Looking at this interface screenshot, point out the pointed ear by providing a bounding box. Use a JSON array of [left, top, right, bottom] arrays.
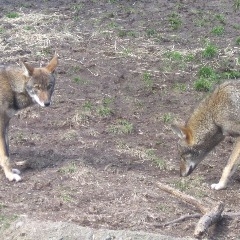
[[171, 124, 187, 139], [21, 61, 34, 77], [171, 124, 193, 144], [46, 54, 58, 73]]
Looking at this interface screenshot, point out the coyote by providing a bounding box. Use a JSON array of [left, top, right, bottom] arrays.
[[172, 80, 240, 190], [0, 55, 58, 182]]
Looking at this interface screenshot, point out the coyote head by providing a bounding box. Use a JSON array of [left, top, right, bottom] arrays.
[[172, 124, 205, 177], [22, 55, 58, 107]]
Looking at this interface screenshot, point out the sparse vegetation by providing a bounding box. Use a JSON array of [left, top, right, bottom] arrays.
[[168, 12, 182, 30], [194, 66, 218, 92], [58, 162, 77, 174], [163, 113, 173, 123], [173, 83, 187, 92], [73, 76, 88, 84], [202, 42, 218, 58], [236, 37, 240, 45], [142, 72, 153, 90], [234, 0, 240, 11], [146, 149, 167, 170], [211, 26, 224, 36], [0, 214, 17, 231], [6, 12, 19, 18]]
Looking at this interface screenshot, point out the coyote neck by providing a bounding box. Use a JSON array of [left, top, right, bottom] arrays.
[[13, 92, 34, 110], [186, 96, 223, 147], [5, 67, 34, 110]]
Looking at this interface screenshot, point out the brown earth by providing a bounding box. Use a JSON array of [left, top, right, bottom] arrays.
[[0, 1, 240, 239]]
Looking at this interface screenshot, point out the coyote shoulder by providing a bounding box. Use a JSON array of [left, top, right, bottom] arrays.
[[0, 55, 58, 182], [172, 80, 240, 190]]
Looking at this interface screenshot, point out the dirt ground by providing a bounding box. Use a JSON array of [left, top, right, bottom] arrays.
[[0, 0, 240, 239]]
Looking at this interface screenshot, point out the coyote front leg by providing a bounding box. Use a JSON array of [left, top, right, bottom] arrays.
[[211, 137, 240, 190], [0, 120, 21, 182]]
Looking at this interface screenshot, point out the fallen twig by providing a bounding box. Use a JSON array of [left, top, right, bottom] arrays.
[[156, 182, 226, 238], [156, 182, 209, 214]]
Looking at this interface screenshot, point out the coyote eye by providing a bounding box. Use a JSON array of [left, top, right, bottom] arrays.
[[34, 85, 40, 90], [47, 83, 53, 90]]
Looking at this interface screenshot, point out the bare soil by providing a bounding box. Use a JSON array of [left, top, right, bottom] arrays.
[[0, 1, 240, 239]]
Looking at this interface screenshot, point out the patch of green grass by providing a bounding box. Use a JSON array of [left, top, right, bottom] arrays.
[[73, 76, 88, 84], [118, 30, 128, 38], [173, 83, 187, 92], [146, 28, 157, 38], [198, 66, 216, 79], [164, 51, 183, 61], [211, 26, 224, 36], [194, 78, 213, 92], [60, 193, 73, 203], [6, 12, 19, 18], [220, 70, 240, 79], [236, 37, 240, 45], [83, 101, 93, 111], [163, 113, 173, 123], [20, 3, 32, 8], [0, 28, 4, 34], [194, 66, 224, 92], [23, 26, 33, 31], [142, 72, 153, 90], [107, 119, 133, 135], [234, 0, 240, 11], [233, 24, 240, 30], [108, 21, 119, 29], [41, 47, 52, 56], [58, 162, 77, 174], [146, 149, 167, 170], [0, 214, 17, 231], [168, 13, 182, 30], [97, 97, 114, 118], [157, 204, 173, 212], [173, 179, 190, 191], [202, 43, 218, 58], [97, 106, 112, 117], [214, 14, 226, 24], [184, 53, 195, 62], [103, 97, 114, 106], [122, 48, 132, 56], [72, 3, 83, 11], [195, 16, 209, 27]]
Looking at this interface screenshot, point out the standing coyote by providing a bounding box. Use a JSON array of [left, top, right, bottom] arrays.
[[172, 80, 240, 190], [0, 55, 58, 182]]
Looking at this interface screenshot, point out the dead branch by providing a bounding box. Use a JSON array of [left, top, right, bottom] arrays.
[[156, 182, 208, 214], [194, 202, 224, 238], [156, 182, 225, 237]]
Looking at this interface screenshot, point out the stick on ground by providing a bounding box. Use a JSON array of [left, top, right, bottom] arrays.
[[156, 182, 225, 237]]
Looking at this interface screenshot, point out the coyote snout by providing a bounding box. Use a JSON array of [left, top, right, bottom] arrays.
[[0, 54, 58, 182], [173, 80, 240, 190], [180, 159, 197, 177]]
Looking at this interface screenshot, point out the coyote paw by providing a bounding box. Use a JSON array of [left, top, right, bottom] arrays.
[[6, 169, 22, 182], [211, 183, 226, 190]]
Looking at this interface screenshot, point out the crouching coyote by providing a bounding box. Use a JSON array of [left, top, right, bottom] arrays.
[[172, 80, 240, 190], [0, 55, 58, 182]]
